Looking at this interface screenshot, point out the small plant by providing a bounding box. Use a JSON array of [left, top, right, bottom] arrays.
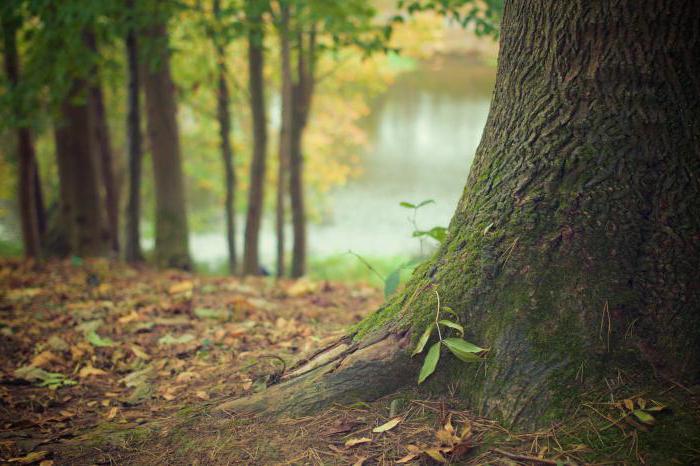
[[412, 290, 487, 384], [399, 199, 448, 252]]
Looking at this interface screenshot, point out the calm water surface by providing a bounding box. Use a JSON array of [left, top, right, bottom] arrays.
[[192, 57, 496, 267]]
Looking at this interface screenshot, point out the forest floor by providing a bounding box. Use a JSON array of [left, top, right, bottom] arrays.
[[0, 259, 697, 465]]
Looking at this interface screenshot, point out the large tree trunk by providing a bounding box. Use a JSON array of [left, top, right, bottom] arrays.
[[288, 26, 315, 278], [242, 1, 268, 276], [143, 19, 192, 270], [213, 0, 237, 276], [54, 82, 109, 258], [124, 0, 144, 263], [275, 2, 293, 278], [217, 0, 700, 429], [2, 12, 42, 259]]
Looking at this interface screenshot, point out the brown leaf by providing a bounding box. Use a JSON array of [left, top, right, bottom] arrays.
[[30, 351, 58, 368], [106, 407, 118, 419], [118, 311, 140, 325], [345, 437, 372, 447], [168, 281, 193, 295], [79, 364, 108, 378]]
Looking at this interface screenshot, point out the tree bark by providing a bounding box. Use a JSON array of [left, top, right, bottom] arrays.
[[85, 31, 120, 255], [54, 81, 109, 258], [124, 0, 144, 263], [2, 12, 42, 259], [276, 1, 293, 277], [143, 18, 192, 270], [217, 0, 700, 429], [213, 0, 237, 276], [242, 1, 268, 276], [288, 26, 315, 278]]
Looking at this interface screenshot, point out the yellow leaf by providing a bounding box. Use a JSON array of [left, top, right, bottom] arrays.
[[131, 345, 150, 360], [8, 451, 49, 463], [168, 281, 193, 295], [79, 364, 107, 378], [396, 453, 419, 463], [118, 311, 140, 325], [345, 437, 372, 447], [286, 279, 318, 297], [424, 448, 447, 463], [106, 407, 118, 419], [195, 390, 210, 400], [372, 417, 401, 433], [39, 461, 54, 466], [175, 371, 198, 383], [623, 399, 634, 411]]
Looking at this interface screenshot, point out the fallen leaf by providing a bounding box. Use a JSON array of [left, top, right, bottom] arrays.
[[396, 453, 419, 463], [372, 417, 401, 433], [168, 281, 193, 295], [175, 371, 198, 383], [39, 461, 54, 466], [106, 407, 118, 419], [8, 451, 49, 463], [86, 330, 115, 347], [31, 351, 59, 368], [131, 345, 150, 360], [158, 334, 195, 346], [352, 456, 367, 466], [345, 437, 372, 447], [424, 448, 447, 463], [118, 311, 140, 324], [79, 364, 108, 378], [195, 390, 210, 400]]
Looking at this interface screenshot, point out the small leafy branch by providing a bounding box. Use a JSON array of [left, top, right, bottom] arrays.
[[400, 199, 448, 248], [412, 290, 487, 384]]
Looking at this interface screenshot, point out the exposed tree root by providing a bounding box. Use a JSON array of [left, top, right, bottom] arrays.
[[214, 331, 417, 416]]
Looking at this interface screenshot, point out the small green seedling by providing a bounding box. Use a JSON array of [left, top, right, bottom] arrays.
[[412, 290, 487, 384]]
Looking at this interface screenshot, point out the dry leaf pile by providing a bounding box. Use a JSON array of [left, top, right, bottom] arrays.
[[0, 258, 380, 463]]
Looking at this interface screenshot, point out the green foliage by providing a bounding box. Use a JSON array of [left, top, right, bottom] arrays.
[[400, 199, 448, 246], [397, 0, 503, 37], [412, 292, 487, 384]]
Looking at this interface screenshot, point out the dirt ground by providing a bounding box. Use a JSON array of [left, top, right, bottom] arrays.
[[1, 259, 698, 465]]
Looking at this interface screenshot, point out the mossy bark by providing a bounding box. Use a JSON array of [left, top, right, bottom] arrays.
[[217, 0, 700, 428]]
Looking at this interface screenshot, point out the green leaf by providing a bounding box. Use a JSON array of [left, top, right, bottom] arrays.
[[412, 325, 434, 356], [399, 201, 416, 209], [442, 338, 485, 362], [194, 307, 230, 321], [86, 330, 115, 347], [384, 267, 402, 298], [441, 306, 459, 319], [418, 342, 441, 384], [412, 226, 447, 243], [438, 319, 464, 336], [632, 410, 656, 425], [416, 199, 435, 209]]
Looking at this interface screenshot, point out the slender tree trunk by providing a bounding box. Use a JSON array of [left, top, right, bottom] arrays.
[[143, 19, 192, 270], [242, 1, 268, 276], [217, 0, 700, 430], [288, 26, 315, 278], [213, 0, 237, 275], [54, 81, 109, 258], [124, 0, 144, 263], [276, 2, 293, 277], [2, 12, 42, 259], [85, 31, 120, 254], [33, 162, 46, 239]]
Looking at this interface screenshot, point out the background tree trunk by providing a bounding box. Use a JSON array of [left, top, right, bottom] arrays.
[[143, 19, 191, 270], [289, 26, 315, 278], [242, 1, 268, 276], [85, 31, 120, 255], [54, 81, 109, 258], [218, 0, 700, 429], [276, 2, 292, 278], [2, 12, 42, 259], [213, 0, 237, 275], [124, 0, 144, 263]]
